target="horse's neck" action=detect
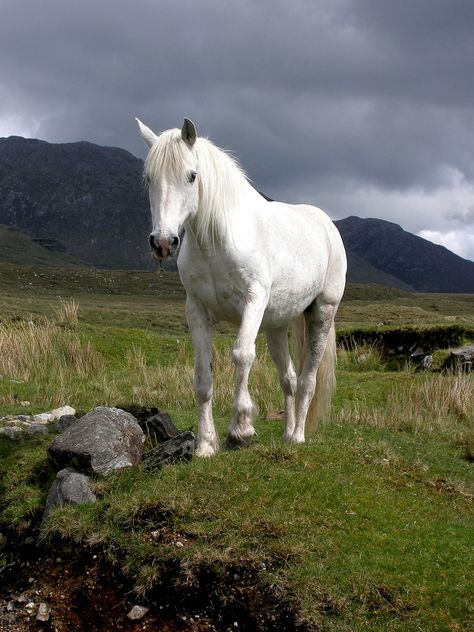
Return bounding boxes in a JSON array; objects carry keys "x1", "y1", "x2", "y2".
[{"x1": 189, "y1": 179, "x2": 262, "y2": 252}]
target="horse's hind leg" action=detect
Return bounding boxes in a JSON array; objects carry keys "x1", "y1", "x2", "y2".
[
  {"x1": 186, "y1": 297, "x2": 219, "y2": 457},
  {"x1": 266, "y1": 326, "x2": 297, "y2": 441},
  {"x1": 226, "y1": 286, "x2": 267, "y2": 449},
  {"x1": 292, "y1": 301, "x2": 337, "y2": 443}
]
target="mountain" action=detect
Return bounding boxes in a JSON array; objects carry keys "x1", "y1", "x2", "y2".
[
  {"x1": 0, "y1": 136, "x2": 151, "y2": 269},
  {"x1": 335, "y1": 216, "x2": 474, "y2": 293},
  {"x1": 0, "y1": 224, "x2": 85, "y2": 267},
  {"x1": 1, "y1": 135, "x2": 474, "y2": 292}
]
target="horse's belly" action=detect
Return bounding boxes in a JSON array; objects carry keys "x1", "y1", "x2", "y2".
[{"x1": 262, "y1": 286, "x2": 316, "y2": 329}]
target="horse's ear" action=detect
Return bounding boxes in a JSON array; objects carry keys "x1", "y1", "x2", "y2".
[
  {"x1": 181, "y1": 118, "x2": 197, "y2": 147},
  {"x1": 135, "y1": 118, "x2": 158, "y2": 148}
]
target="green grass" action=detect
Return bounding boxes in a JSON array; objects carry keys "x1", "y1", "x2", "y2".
[{"x1": 1, "y1": 265, "x2": 474, "y2": 629}]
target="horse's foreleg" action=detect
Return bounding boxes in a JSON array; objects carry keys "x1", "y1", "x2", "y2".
[
  {"x1": 186, "y1": 297, "x2": 218, "y2": 457},
  {"x1": 266, "y1": 326, "x2": 297, "y2": 441},
  {"x1": 292, "y1": 303, "x2": 336, "y2": 443},
  {"x1": 226, "y1": 286, "x2": 267, "y2": 449}
]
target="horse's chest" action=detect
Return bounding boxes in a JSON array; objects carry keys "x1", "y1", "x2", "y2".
[{"x1": 185, "y1": 269, "x2": 248, "y2": 320}]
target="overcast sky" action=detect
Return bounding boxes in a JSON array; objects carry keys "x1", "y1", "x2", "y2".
[{"x1": 1, "y1": 0, "x2": 474, "y2": 261}]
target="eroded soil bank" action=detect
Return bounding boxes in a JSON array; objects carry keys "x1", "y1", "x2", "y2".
[{"x1": 0, "y1": 535, "x2": 308, "y2": 632}]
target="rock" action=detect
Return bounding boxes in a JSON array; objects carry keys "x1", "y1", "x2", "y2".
[
  {"x1": 47, "y1": 406, "x2": 145, "y2": 475},
  {"x1": 410, "y1": 347, "x2": 433, "y2": 370},
  {"x1": 26, "y1": 423, "x2": 49, "y2": 437},
  {"x1": 0, "y1": 426, "x2": 23, "y2": 440},
  {"x1": 42, "y1": 467, "x2": 96, "y2": 522},
  {"x1": 50, "y1": 405, "x2": 76, "y2": 419},
  {"x1": 119, "y1": 405, "x2": 159, "y2": 422},
  {"x1": 33, "y1": 405, "x2": 76, "y2": 425},
  {"x1": 442, "y1": 345, "x2": 474, "y2": 373},
  {"x1": 20, "y1": 400, "x2": 31, "y2": 407},
  {"x1": 55, "y1": 414, "x2": 79, "y2": 433},
  {"x1": 140, "y1": 411, "x2": 180, "y2": 441},
  {"x1": 142, "y1": 431, "x2": 195, "y2": 471},
  {"x1": 33, "y1": 412, "x2": 55, "y2": 424},
  {"x1": 127, "y1": 605, "x2": 149, "y2": 621},
  {"x1": 36, "y1": 602, "x2": 51, "y2": 622}
]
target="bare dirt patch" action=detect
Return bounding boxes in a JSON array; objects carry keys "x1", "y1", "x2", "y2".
[{"x1": 0, "y1": 535, "x2": 307, "y2": 632}]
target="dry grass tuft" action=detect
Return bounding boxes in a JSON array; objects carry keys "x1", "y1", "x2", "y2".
[
  {"x1": 0, "y1": 318, "x2": 103, "y2": 383},
  {"x1": 337, "y1": 373, "x2": 474, "y2": 438},
  {"x1": 53, "y1": 298, "x2": 80, "y2": 329}
]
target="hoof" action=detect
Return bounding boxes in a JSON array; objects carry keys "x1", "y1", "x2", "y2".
[
  {"x1": 285, "y1": 432, "x2": 305, "y2": 444},
  {"x1": 225, "y1": 433, "x2": 253, "y2": 451},
  {"x1": 195, "y1": 441, "x2": 218, "y2": 458}
]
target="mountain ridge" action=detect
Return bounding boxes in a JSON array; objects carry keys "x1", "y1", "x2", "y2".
[{"x1": 1, "y1": 135, "x2": 473, "y2": 292}]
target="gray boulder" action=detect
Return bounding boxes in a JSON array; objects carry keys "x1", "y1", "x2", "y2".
[
  {"x1": 48, "y1": 406, "x2": 145, "y2": 475},
  {"x1": 42, "y1": 467, "x2": 96, "y2": 522},
  {"x1": 442, "y1": 345, "x2": 474, "y2": 373}
]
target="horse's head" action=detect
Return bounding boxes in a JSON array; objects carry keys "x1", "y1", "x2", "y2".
[{"x1": 136, "y1": 118, "x2": 199, "y2": 259}]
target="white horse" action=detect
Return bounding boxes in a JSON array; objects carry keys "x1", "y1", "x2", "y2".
[{"x1": 136, "y1": 118, "x2": 347, "y2": 457}]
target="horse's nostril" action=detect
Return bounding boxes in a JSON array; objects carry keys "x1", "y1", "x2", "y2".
[{"x1": 171, "y1": 236, "x2": 180, "y2": 248}]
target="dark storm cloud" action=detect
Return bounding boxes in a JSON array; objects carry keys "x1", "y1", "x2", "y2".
[{"x1": 1, "y1": 0, "x2": 474, "y2": 257}]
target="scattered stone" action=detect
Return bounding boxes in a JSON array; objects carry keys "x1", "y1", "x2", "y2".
[
  {"x1": 142, "y1": 431, "x2": 195, "y2": 471},
  {"x1": 127, "y1": 605, "x2": 149, "y2": 621},
  {"x1": 0, "y1": 426, "x2": 23, "y2": 440},
  {"x1": 140, "y1": 410, "x2": 180, "y2": 441},
  {"x1": 20, "y1": 401, "x2": 31, "y2": 407},
  {"x1": 442, "y1": 345, "x2": 474, "y2": 373},
  {"x1": 48, "y1": 407, "x2": 145, "y2": 475},
  {"x1": 42, "y1": 467, "x2": 97, "y2": 522},
  {"x1": 36, "y1": 602, "x2": 51, "y2": 622},
  {"x1": 33, "y1": 412, "x2": 55, "y2": 424},
  {"x1": 26, "y1": 423, "x2": 49, "y2": 437},
  {"x1": 26, "y1": 601, "x2": 35, "y2": 612},
  {"x1": 410, "y1": 347, "x2": 433, "y2": 370},
  {"x1": 51, "y1": 405, "x2": 76, "y2": 419},
  {"x1": 33, "y1": 405, "x2": 76, "y2": 425}
]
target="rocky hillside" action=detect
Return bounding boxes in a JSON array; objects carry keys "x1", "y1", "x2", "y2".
[
  {"x1": 335, "y1": 216, "x2": 474, "y2": 293},
  {"x1": 1, "y1": 136, "x2": 474, "y2": 292},
  {"x1": 0, "y1": 136, "x2": 150, "y2": 269}
]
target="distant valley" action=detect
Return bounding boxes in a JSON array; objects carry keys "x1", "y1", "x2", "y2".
[{"x1": 1, "y1": 135, "x2": 474, "y2": 293}]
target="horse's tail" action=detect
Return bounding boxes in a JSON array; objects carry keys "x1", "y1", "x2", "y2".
[{"x1": 292, "y1": 316, "x2": 337, "y2": 432}]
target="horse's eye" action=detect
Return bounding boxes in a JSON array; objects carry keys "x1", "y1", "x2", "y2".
[{"x1": 187, "y1": 171, "x2": 197, "y2": 184}]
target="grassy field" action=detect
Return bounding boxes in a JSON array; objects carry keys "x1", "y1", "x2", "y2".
[{"x1": 1, "y1": 265, "x2": 473, "y2": 630}]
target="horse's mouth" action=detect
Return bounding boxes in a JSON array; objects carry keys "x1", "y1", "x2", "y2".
[{"x1": 150, "y1": 245, "x2": 178, "y2": 260}]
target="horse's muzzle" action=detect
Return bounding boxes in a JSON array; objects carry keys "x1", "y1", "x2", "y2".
[{"x1": 149, "y1": 233, "x2": 180, "y2": 259}]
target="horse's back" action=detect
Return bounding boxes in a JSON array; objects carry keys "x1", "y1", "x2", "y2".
[{"x1": 262, "y1": 200, "x2": 346, "y2": 302}]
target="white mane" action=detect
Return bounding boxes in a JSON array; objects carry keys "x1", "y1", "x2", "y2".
[{"x1": 144, "y1": 129, "x2": 249, "y2": 245}]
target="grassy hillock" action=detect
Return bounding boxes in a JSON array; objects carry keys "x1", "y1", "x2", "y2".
[
  {"x1": 0, "y1": 225, "x2": 85, "y2": 268},
  {"x1": 0, "y1": 267, "x2": 473, "y2": 630}
]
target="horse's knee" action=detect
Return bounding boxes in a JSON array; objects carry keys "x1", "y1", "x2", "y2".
[
  {"x1": 232, "y1": 343, "x2": 255, "y2": 369},
  {"x1": 281, "y1": 369, "x2": 297, "y2": 397},
  {"x1": 194, "y1": 375, "x2": 213, "y2": 404},
  {"x1": 297, "y1": 370, "x2": 317, "y2": 398}
]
